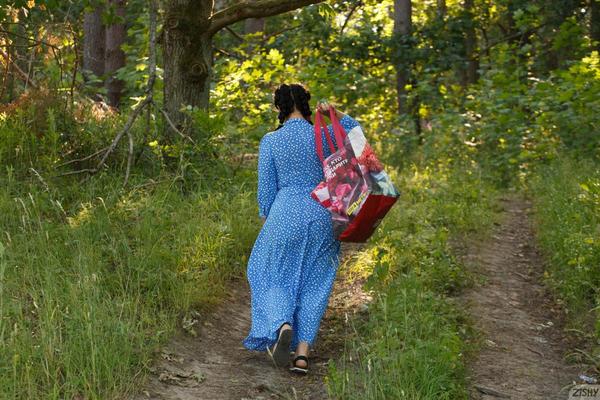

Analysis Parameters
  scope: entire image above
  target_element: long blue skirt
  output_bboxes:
[242,186,341,351]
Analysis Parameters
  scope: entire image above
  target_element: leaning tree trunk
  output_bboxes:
[105,0,127,107]
[394,0,412,115]
[163,0,214,129]
[83,5,106,81]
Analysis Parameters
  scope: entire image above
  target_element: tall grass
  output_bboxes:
[327,162,497,399]
[530,157,600,340]
[0,171,259,399]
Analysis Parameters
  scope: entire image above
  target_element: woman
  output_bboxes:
[242,83,361,375]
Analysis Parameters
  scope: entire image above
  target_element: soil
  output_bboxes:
[459,197,583,400]
[133,196,588,400]
[132,243,370,400]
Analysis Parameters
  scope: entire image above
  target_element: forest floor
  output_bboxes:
[459,196,582,400]
[132,244,370,400]
[133,196,584,400]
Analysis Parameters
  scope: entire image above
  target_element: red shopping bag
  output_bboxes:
[311,107,399,242]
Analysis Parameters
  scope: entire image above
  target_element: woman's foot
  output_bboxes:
[267,323,293,368]
[290,355,309,375]
[290,341,309,375]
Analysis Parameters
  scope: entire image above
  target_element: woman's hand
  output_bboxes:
[316,100,345,120]
[316,101,332,116]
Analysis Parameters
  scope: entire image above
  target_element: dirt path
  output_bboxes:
[133,197,584,400]
[133,244,369,400]
[461,197,582,399]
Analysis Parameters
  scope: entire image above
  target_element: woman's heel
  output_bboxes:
[289,355,309,375]
[267,323,293,368]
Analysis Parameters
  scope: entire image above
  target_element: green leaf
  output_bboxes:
[318,3,335,19]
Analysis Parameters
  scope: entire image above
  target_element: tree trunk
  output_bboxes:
[593,0,600,52]
[83,5,106,81]
[161,0,324,131]
[437,0,447,19]
[244,18,265,54]
[245,18,265,34]
[544,0,584,70]
[394,0,412,115]
[464,0,479,85]
[163,0,214,130]
[105,0,127,107]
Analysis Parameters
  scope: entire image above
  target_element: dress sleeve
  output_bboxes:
[337,114,360,132]
[257,134,278,219]
[321,114,361,158]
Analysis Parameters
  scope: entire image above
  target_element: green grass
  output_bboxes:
[0,171,259,399]
[327,162,497,399]
[530,157,600,342]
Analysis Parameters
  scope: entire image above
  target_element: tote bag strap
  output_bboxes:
[314,110,336,163]
[328,106,347,148]
[314,106,347,163]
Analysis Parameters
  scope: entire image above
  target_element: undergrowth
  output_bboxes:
[0,170,259,399]
[530,157,600,348]
[326,162,497,399]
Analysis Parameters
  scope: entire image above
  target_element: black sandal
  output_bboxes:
[266,323,293,368]
[289,355,309,375]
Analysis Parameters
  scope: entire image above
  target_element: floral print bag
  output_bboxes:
[311,107,399,242]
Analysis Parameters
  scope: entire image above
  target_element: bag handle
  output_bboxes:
[314,105,347,162]
[314,109,335,162]
[328,105,347,148]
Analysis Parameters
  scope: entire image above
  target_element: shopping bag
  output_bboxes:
[310,107,399,242]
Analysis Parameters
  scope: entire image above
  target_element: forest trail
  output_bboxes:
[461,197,582,400]
[133,197,584,400]
[133,245,368,400]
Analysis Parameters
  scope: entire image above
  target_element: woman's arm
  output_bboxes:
[257,134,278,219]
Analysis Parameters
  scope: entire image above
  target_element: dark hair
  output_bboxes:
[273,83,313,130]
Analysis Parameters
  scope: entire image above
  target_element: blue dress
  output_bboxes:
[242,115,360,351]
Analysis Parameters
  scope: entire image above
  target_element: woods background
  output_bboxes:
[0,0,598,399]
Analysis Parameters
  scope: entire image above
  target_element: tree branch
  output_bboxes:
[341,1,363,34]
[477,22,549,56]
[0,48,38,89]
[262,24,303,42]
[207,0,325,36]
[0,27,61,51]
[214,46,245,60]
[225,26,244,42]
[156,104,196,145]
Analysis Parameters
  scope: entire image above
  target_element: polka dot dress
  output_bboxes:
[242,115,360,352]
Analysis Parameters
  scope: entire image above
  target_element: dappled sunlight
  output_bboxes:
[339,245,377,282]
[66,201,95,228]
[0,0,598,397]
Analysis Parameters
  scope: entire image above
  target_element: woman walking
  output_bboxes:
[242,83,361,374]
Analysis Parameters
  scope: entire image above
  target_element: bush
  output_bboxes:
[530,157,600,340]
